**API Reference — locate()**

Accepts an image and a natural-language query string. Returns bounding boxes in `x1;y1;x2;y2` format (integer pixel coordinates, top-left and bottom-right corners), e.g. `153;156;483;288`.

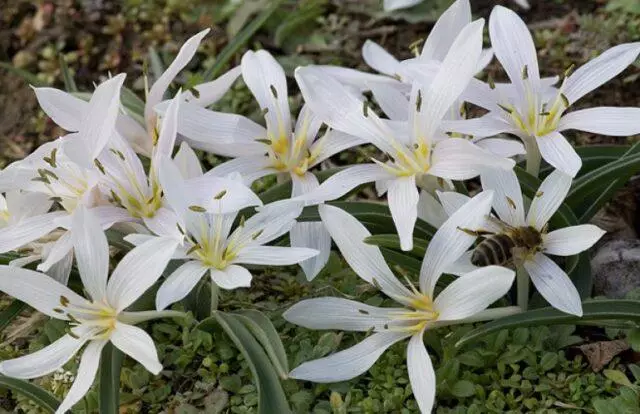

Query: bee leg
457;226;483;236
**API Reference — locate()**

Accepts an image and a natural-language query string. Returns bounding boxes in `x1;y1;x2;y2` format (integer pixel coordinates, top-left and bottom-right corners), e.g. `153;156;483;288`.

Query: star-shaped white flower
293;19;514;251
284;191;516;413
0;207;180;414
447;6;640;177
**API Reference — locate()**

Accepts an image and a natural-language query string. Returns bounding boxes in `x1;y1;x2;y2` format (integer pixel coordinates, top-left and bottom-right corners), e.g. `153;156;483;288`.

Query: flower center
54;296;119;340
267;135;316;177
375;141;431;178
388;292;440;334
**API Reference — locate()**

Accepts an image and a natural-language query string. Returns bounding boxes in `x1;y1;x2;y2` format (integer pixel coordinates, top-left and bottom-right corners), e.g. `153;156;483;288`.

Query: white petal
153;91;181;161
309;129;366;167
155;261;208;310
173;142;203;179
369;82;409;120
71;207;109;302
441;115;516;138
387;176;419;251
559;107;640;136
75;74;126;165
362;40;403;78
0;211;66;253
0;334;87;379
298;164;392;204
111;322;163;374
526;168;572;229
417;190;448;228
415;19;484;139
319;204;413;303
524;253;583;316
443;250;479;276
55;340;105;414
291;222;331;281
316;65;404;92
419;190;494;296
295;66;401;156
32;87;84;131
284;297;400;332
45;251;74;285
234;246;318;266
543;225;606;256
210;265;252;290
436;191;471;217
37;231;73;273
241;50;292;140
407;333;436;414
117;113;152;156
207;156;273;186
476;137;526;158
563;42;640;104
161;100;266;151
145;29;210;127
430;138;515;180
187;65;241;107
383;0;422;11
107;236;179;312
480;168;525;226
489;6;540;96
434;265;515;321
421;0;472;62
477;47;494;72
535;131;582;177
144;207;181;239
289;331;409;382
0;265;88;319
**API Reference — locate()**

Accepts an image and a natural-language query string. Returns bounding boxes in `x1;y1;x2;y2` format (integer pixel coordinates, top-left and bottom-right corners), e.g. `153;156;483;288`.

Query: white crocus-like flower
441;168;605;316
293;20;514;251
0;207;181;414
123;156;319;310
162;50;364;280
284;191;517;413
448;6;640;177
32;29;240;156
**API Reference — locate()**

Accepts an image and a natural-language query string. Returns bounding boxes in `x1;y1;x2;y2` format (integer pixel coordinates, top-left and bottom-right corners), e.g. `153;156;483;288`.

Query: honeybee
467;218;543;267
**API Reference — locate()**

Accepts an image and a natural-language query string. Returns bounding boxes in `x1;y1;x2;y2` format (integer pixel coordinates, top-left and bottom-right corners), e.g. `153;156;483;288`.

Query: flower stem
210;282;220;315
524;136;541;177
516;265;530;311
119;310;188;325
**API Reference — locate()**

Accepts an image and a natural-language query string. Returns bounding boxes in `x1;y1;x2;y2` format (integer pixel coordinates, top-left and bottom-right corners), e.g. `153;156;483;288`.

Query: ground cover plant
0;0;640;413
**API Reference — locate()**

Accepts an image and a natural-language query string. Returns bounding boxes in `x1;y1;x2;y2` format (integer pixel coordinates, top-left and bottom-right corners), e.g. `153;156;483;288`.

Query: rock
592;239;640;299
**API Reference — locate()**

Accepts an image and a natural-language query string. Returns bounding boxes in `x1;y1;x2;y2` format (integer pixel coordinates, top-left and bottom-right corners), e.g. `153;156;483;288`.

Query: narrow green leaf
364;234;428;258
99;343;123;414
120;87;146;120
58;54;78;92
199;312;292;414
566;143;640;219
456;299;640;348
571;142;640;223
539;145;630;177
0;375;60;413
258;167;344;204
379;247;422;274
235;310;290;378
0;300;27;332
202;0;284;82
148;46;165;84
0;61;46;86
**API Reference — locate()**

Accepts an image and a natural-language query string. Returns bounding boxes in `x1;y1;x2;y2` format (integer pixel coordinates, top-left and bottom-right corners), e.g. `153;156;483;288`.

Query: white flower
448;168;605;316
448;6;640;177
293;20;514;252
159;50;364;280
284;191;516;413
32;30;237;157
123;156;319;310
0;207;180;414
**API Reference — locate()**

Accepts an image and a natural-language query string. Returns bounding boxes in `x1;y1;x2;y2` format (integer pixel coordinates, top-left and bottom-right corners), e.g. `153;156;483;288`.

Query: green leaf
364;234;428;258
234;310;289;379
148;46;165;84
0;375;60;413
566;142;640;222
99;343;124;414
603;369;634;388
199;312;291;414
456;299;640;348
202;0;284;82
0;61;46;86
120;87;146;121
58;54;78;92
0;300;27;333
258;167;344;204
540;145;630;177
450;380;476;398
